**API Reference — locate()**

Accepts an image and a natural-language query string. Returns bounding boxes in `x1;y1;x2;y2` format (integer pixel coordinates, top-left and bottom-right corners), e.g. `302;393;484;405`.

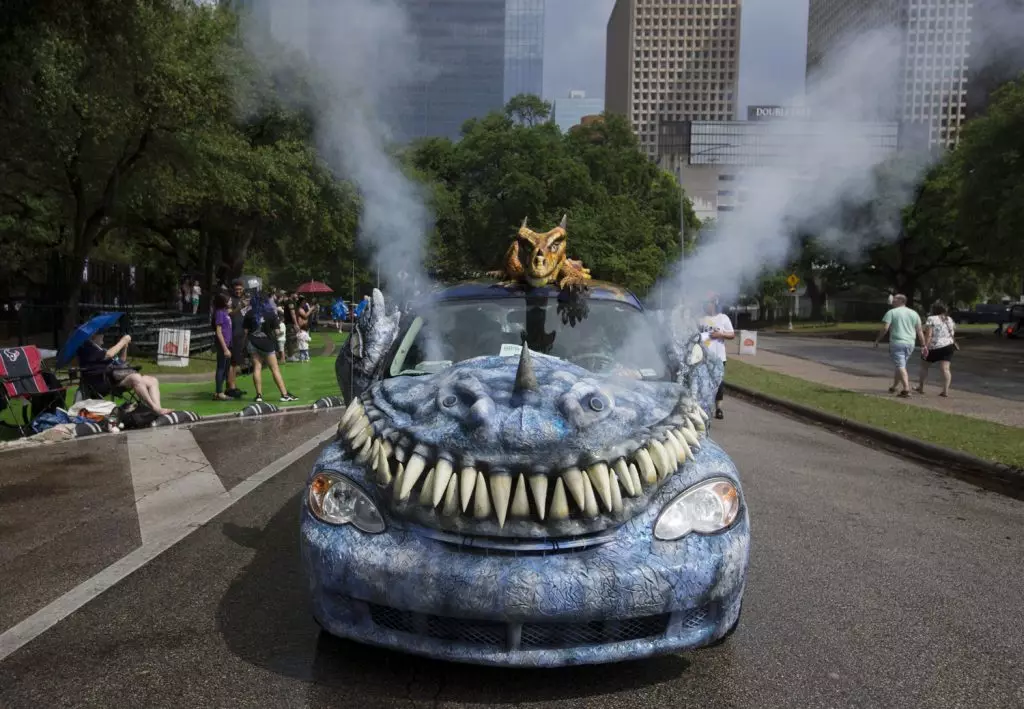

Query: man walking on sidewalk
874;294;924;398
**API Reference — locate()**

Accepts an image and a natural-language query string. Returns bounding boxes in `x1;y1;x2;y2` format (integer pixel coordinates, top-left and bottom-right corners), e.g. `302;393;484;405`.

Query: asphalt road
2;404;1024;708
760;334;1024;402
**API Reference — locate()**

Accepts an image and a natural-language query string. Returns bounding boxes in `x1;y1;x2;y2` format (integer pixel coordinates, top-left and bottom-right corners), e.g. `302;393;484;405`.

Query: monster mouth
335;395;710;529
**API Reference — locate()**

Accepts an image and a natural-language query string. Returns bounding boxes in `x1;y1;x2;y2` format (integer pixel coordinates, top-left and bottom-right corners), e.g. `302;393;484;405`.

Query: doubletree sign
747;105;812;121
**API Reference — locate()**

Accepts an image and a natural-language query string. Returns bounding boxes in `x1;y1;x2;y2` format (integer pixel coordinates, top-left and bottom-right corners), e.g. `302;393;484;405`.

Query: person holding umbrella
76;332;172;414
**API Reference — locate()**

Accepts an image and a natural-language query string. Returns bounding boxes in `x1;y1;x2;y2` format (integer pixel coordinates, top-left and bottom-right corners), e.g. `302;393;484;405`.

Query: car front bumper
301;502;749;667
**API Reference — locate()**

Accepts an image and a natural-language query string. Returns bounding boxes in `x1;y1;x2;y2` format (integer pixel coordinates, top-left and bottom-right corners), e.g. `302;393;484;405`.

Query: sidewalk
735;350;1024;429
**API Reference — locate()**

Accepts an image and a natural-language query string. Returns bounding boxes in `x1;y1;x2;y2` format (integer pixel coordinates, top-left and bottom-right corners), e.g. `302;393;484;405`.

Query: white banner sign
157;328;191;367
738;330;758;356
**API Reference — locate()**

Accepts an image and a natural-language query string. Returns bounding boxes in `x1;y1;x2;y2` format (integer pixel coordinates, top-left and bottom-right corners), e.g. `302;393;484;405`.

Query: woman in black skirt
916;301;956;397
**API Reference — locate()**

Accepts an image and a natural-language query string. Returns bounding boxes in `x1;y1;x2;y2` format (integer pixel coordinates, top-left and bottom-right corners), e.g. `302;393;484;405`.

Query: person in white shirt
916;301;956;397
698;298;735;420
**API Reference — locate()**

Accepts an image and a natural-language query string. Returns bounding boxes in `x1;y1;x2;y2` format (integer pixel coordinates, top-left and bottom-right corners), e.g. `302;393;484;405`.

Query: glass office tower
504;0;545;102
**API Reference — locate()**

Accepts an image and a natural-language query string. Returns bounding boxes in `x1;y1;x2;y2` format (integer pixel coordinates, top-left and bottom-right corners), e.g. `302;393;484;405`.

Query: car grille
367;603;707;651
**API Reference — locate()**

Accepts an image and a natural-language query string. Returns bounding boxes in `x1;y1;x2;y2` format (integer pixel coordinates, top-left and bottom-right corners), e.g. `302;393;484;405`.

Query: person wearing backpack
916;301;957;397
243;293;298;403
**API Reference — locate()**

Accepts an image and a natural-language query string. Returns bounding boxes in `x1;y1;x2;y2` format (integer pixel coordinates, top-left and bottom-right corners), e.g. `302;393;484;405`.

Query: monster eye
586;394;608;412
442;395;458;408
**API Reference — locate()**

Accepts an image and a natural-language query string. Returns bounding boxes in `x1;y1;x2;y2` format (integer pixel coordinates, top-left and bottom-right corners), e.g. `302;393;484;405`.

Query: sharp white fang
349;424;371;451
682;416;697;434
613;459;635;496
649;440;672;480
680;426;701;449
442;475;459;516
431;459;454;507
610;471;623;512
510;474;530;517
635;448;657;484
338;399;364;429
473;471;491;519
696;406;710;423
580;472;599;517
398;453;427;500
548;477;569;520
354;436;374;464
489;474;512;528
375;446;392;485
368;438;381;464
663;433;685;464
459;467;477;512
561;467;586;510
586;463;613;512
345;414;371;440
392;463;405;501
529;474;549;521
418;467;436;506
628;463;643;493
669;429;692;462
688;411;706;432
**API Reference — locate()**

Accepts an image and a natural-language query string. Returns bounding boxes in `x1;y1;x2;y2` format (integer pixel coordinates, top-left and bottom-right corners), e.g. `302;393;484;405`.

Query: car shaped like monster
302;279;749;667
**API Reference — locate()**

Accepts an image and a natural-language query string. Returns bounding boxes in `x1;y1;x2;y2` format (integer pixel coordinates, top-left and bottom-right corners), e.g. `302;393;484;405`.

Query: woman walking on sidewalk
916;301;956;397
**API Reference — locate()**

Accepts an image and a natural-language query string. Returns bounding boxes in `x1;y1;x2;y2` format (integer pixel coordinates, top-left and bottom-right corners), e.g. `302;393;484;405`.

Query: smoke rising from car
238;0;434;309
647;25;936;332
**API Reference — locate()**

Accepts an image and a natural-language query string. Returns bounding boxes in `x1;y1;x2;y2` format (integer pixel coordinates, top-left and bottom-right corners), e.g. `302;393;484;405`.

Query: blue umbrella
56;312;125;368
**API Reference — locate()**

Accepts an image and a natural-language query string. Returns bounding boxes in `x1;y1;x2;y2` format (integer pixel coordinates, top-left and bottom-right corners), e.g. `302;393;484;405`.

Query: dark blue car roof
429;279;644;311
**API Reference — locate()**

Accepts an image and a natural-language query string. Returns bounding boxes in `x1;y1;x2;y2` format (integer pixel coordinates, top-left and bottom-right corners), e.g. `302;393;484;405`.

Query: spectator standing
874;294;925;398
191;279;201;314
243;294;297;403
212;293;234;401
226;280;247;396
698;298;735;420
916;301;957;397
296;328;311;362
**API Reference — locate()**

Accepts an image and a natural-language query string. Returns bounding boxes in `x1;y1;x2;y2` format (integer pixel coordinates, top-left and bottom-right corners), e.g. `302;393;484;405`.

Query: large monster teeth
489;474;512;527
613;459;635;497
418;467;436;507
580;472;599;517
561;468;586;510
460;467;477;512
338;399;363;431
398;453;427;501
635;448;657;484
473;471;491;519
529;475;548;521
367;396;709;524
431;459;454;507
586;462;613;512
548;478;569;520
510;474;530;518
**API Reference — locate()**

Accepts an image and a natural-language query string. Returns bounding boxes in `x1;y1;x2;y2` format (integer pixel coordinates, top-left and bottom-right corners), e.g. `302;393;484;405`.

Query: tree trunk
804;276;827;321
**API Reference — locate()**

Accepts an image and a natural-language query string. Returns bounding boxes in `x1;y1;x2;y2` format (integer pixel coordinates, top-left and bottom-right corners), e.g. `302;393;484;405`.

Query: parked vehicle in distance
951;303;1010;325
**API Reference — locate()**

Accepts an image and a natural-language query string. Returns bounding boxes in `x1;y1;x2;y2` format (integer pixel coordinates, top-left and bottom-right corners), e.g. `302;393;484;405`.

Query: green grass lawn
726;359;1024;468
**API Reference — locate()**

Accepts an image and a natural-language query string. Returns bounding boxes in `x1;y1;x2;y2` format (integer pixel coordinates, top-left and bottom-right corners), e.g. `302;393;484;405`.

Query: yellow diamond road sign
786;274;800;288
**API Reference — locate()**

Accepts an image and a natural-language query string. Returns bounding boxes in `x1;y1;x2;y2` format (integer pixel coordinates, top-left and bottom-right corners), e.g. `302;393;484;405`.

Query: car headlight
653;477;740;541
308;472;385;533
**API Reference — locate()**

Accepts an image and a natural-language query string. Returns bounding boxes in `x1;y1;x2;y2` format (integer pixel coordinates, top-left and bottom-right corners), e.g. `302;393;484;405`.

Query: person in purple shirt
212;293;236;401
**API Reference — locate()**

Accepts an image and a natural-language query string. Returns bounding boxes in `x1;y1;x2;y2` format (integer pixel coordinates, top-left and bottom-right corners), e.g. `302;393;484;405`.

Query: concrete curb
725;382;1024;493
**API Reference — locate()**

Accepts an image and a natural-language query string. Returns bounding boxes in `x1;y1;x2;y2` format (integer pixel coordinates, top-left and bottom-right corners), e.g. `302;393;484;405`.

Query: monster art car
302;229;748;667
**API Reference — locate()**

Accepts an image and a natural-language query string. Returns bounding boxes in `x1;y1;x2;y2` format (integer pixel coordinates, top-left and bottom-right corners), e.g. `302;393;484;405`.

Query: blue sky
543;0;810;112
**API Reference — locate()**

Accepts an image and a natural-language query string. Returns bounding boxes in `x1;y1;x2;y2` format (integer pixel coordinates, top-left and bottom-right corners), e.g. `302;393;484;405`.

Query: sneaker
715;408;725;420
254;395;264;403
227;388;246;398
280;393;299;402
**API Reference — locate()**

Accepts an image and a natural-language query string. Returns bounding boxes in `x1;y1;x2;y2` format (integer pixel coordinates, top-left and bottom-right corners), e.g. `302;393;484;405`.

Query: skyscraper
504;0;545;102
605;0;743;158
806;0;972;148
395;0;508;141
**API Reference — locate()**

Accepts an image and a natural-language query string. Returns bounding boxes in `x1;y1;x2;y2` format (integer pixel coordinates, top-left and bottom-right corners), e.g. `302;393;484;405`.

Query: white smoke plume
649;24;934;323
238;0;434;306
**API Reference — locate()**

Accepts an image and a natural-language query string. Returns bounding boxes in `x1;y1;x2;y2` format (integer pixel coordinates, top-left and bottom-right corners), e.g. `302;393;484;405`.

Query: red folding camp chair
0;346;68;436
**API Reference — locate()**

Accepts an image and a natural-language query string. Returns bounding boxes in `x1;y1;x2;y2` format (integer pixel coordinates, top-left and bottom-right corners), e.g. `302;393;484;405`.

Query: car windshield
388;296;670;380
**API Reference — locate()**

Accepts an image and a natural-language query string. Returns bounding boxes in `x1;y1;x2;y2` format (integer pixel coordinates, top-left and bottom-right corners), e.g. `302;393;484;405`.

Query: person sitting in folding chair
77;332;172;415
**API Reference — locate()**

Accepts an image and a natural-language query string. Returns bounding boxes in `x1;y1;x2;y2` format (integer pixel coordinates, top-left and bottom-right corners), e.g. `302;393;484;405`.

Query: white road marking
127;429;228;546
0;423;338;663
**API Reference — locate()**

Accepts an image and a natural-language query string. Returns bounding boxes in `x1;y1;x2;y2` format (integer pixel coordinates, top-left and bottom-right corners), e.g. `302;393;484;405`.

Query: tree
504;94;552;127
0;0;234;331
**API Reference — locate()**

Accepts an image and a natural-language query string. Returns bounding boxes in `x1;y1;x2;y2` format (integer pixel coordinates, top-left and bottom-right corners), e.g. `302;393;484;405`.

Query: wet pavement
759;334;1024;402
1;403;1024;707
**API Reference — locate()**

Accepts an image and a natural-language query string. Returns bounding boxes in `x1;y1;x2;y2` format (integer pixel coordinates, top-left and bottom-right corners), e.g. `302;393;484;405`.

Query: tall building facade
504;0;545;102
806;0;973;148
605;0;743;158
553;90;605;132
395;0;508;141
